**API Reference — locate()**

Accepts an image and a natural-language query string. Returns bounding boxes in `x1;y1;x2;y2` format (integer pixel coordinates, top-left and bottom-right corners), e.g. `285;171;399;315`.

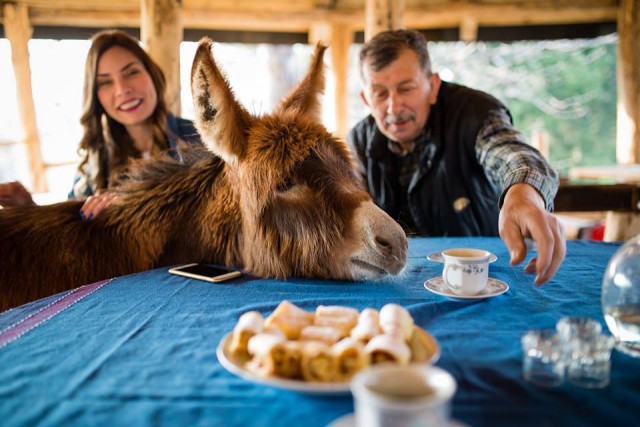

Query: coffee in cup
441;248;491;296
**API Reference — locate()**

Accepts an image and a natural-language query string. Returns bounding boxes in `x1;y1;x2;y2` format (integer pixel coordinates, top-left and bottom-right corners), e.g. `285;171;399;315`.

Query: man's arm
476;108;558;209
476;108;566;285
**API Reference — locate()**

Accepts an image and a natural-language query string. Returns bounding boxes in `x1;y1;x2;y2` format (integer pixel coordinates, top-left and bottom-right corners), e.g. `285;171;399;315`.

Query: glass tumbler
556;316;602;341
556;316;603;365
566;334;615;388
521;329;564;387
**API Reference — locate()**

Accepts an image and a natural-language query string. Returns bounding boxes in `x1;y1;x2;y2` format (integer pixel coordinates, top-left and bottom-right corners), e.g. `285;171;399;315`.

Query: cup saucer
327;413;469;427
423;277;509;301
427;251;497;264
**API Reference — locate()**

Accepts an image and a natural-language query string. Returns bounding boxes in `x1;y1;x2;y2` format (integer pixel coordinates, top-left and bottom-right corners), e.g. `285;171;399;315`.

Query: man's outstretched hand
499;183;566;285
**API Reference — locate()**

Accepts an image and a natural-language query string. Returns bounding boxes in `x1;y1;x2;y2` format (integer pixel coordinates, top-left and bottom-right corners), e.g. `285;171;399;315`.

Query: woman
0;29;202;218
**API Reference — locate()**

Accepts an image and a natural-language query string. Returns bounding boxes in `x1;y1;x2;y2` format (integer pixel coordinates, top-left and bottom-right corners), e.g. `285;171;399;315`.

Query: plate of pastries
216;300;440;395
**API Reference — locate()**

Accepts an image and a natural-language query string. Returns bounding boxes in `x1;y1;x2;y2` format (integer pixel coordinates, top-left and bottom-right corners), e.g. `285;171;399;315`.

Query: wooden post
606;0;640;240
140;0;183;116
364;0;405;42
616;0;640;164
604;212;640;242
459;15;479;42
330;24;352;141
3;3;47;193
309;23;353;141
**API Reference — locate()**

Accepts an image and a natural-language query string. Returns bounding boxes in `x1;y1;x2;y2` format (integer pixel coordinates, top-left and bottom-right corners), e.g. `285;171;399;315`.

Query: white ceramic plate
423;277;509;301
216;326;440;395
427;251;497;264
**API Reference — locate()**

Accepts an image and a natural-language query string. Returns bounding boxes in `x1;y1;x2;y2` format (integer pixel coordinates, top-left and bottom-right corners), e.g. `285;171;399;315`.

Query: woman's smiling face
95;45;158;129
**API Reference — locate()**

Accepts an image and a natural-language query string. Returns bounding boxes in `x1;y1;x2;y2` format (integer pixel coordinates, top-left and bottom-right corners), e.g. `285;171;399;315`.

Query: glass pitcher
602;234;640;358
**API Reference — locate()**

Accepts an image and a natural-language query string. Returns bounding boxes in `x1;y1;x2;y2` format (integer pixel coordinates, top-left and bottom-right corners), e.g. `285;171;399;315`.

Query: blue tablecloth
0;237;637;427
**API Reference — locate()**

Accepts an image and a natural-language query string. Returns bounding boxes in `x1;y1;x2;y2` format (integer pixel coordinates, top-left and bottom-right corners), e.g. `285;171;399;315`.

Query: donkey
0;38;407;312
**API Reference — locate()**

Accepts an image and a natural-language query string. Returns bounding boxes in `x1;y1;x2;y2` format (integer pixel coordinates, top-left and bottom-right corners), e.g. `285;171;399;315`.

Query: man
347;29;565;285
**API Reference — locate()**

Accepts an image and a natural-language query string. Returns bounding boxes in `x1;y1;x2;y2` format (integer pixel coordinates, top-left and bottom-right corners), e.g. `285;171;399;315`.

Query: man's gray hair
359;29;432;77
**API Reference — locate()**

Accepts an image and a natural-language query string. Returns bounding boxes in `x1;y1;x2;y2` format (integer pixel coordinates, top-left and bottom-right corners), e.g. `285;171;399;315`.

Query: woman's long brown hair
76;29;169;193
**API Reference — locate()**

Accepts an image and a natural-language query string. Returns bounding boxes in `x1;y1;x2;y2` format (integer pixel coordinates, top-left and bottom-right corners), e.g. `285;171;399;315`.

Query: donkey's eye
276;177;295;192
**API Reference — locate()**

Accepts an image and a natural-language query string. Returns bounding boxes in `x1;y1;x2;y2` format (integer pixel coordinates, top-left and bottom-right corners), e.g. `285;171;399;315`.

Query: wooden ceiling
0;0;620;41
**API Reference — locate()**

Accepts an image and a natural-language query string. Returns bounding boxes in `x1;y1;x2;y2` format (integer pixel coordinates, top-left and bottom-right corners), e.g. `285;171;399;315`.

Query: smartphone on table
168;263;242;283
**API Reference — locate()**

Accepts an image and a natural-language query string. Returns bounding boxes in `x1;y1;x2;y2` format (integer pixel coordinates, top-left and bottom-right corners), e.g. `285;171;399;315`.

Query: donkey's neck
108;152;244;269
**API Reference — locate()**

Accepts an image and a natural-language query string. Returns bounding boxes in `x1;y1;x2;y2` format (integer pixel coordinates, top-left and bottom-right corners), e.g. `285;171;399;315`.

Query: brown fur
0;39;407;311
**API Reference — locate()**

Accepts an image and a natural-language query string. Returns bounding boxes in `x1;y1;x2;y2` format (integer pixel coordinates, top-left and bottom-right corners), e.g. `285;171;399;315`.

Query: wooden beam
616;0;640;164
364;0;405;41
403;5;617;29
17;4;617;33
3;3;47;193
555;182;640;213
140;0;183;116
308;21;332;45
183;8;355;32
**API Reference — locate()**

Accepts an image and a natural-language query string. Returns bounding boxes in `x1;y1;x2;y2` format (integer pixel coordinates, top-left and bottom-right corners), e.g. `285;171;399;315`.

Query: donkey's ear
275;43;327;122
191;37;252;163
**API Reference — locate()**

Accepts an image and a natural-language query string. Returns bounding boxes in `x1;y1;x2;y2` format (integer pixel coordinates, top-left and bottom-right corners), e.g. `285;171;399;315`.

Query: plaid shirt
476;108;558;210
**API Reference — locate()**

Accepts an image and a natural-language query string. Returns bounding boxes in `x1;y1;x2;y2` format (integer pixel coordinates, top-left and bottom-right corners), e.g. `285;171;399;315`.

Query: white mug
441;248;491;296
350;363;457;427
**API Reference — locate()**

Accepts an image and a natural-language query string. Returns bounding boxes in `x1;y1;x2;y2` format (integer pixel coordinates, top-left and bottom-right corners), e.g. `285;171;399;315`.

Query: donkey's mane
113;148;221;195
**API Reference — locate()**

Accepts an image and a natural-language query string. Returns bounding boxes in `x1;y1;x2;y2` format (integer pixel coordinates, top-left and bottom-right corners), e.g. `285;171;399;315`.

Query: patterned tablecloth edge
0;279;111;349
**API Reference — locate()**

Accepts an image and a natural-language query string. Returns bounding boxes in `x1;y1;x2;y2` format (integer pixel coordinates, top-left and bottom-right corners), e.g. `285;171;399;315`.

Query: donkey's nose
374;224;408;268
366;209;408;273
374;236;393;256
351;200;408;277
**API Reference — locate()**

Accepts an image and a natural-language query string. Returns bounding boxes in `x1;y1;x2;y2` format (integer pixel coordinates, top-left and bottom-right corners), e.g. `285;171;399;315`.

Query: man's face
360;48;440;146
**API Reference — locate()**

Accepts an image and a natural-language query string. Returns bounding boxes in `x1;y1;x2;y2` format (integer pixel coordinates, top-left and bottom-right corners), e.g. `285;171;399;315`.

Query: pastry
314;305;359;334
246;331;300;379
350;308;381;342
264;300;314;339
332;337;369;380
299;325;343;345
364;333;411;365
300;341;337;382
379;303;414;341
229;310;264;357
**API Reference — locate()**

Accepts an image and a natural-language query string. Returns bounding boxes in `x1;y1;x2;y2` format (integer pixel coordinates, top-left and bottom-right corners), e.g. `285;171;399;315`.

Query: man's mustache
385;113;415;125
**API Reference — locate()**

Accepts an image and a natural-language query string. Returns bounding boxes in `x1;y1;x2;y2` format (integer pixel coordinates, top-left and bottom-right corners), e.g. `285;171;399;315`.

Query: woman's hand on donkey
79;192;119;220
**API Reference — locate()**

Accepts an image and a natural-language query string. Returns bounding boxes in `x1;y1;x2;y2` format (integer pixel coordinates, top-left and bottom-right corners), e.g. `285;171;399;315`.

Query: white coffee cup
441;248;491;296
350;363;457;427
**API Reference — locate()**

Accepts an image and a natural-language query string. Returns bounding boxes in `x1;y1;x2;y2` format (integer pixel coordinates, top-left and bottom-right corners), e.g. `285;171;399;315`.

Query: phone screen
168;264;242;282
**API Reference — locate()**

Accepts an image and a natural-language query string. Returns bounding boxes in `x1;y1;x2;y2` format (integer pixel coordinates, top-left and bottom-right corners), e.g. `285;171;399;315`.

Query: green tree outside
428;34;618;175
